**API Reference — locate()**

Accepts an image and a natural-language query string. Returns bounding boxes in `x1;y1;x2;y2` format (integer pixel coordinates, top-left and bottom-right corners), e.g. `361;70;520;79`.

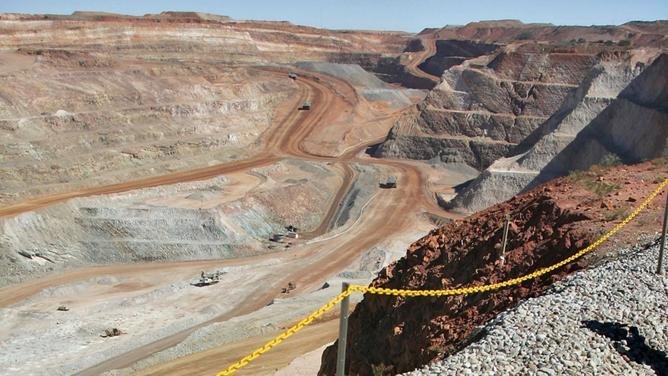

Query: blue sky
2;0;667;32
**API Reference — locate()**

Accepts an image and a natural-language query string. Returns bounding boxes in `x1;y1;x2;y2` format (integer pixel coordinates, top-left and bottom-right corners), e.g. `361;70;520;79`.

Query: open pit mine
0;11;667;376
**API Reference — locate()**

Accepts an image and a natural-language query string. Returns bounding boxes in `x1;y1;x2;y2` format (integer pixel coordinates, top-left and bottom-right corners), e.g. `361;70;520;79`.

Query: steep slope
0;12;412;205
417;39;498;78
449;52;667;212
372;20;668;172
319;160;667;376
0;160;342;287
373;47;597;169
533;53;668;183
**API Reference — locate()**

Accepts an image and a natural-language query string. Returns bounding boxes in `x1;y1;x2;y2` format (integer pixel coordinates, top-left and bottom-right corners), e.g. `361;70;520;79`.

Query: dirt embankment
319;160;667;375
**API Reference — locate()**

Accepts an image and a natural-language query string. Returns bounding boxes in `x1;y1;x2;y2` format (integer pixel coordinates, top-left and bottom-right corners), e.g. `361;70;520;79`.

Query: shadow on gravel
582;320;668;375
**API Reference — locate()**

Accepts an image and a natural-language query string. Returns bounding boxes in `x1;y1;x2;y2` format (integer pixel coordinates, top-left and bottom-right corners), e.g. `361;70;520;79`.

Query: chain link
218;178;666;375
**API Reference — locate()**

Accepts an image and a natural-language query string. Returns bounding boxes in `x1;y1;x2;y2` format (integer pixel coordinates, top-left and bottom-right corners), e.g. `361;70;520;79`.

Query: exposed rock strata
449;52;667;212
418;40;498;77
374;49;597;169
0;160;340;287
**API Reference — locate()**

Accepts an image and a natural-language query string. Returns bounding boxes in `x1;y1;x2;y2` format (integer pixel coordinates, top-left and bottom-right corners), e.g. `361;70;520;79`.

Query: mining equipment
380;176;397;188
192;270;224;287
299;101;311;110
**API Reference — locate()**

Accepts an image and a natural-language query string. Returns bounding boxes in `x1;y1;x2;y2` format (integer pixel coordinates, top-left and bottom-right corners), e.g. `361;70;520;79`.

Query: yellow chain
217;178;666;375
351;178;667;296
216;288;353;376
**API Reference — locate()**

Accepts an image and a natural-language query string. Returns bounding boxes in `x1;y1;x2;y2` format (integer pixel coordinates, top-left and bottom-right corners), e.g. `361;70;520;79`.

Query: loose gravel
403;240;668;376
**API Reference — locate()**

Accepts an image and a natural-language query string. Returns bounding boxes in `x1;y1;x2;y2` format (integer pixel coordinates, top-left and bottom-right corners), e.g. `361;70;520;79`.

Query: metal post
657;193;668;274
500;214;510;266
336;282;350;376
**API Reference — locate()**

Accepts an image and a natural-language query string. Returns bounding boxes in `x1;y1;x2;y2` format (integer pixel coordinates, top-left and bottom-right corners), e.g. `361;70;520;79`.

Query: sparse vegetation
428;343;446;354
604;206;629;221
372;363;394;376
599;154;622;167
649;156;668;171
568;168;621;197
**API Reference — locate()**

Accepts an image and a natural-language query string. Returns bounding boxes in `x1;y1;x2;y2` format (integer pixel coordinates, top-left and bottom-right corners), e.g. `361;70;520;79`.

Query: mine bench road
1;66;456;375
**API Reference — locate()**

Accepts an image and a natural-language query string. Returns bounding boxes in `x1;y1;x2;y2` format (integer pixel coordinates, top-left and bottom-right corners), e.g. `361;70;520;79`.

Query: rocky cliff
319;160;668;376
449;52;667;212
373;47;598;169
372;20;667;191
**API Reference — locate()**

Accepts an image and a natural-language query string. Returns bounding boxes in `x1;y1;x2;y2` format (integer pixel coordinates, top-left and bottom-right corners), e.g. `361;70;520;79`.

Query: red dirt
319;160;668;376
425;20;668;49
404;35;440;83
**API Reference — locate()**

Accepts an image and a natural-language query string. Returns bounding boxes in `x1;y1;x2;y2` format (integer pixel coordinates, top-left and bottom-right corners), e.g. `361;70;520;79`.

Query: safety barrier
217;178;667;376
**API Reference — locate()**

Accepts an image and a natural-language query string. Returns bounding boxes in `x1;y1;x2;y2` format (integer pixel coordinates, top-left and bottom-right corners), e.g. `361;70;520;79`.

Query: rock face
427;20;668;48
372;20;668;205
0;60;293;204
534;53;668;183
0;159;341;287
0;13;409;204
418;40;499;77
318;161;668;376
449;52;667;212
374;47;597;169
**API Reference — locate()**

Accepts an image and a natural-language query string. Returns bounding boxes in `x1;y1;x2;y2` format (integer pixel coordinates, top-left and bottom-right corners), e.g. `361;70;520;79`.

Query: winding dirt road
1;65;456;375
405;35;441;84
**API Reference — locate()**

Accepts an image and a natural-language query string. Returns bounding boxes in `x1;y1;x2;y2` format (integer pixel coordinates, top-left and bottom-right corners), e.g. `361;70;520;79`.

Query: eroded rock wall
374;49;596;169
449;51;665;212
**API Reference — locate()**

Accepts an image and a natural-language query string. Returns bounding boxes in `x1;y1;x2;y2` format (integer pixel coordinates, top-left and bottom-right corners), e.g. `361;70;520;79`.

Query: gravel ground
403;239;668;376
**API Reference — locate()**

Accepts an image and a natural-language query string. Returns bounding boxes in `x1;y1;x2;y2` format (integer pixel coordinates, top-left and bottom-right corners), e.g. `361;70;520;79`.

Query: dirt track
1;66;456;375
405;35;441;83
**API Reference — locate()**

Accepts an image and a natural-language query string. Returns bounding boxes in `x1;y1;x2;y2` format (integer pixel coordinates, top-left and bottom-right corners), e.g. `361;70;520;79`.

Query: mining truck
380;176;397;189
299;101;311;110
192;270;223;287
101;328;123;338
288;72;298;80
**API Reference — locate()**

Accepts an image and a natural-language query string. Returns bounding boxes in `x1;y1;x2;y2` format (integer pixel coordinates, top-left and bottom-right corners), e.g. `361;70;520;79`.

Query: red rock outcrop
319;160;668;375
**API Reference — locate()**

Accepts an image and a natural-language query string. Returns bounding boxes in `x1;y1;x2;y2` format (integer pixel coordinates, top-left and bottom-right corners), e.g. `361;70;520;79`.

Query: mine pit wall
0;160;340;287
0;197;259;287
325;52;437;90
448;52;667;213
533;55;668;186
374;124;514;170
0;17;409;67
331;164;381;229
0;62;294;204
373;50;603;171
417;39;499;77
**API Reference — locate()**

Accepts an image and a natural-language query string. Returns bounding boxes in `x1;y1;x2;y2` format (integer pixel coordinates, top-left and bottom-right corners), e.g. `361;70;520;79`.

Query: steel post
657;192;668;274
500;214;511;265
336;282;350;376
